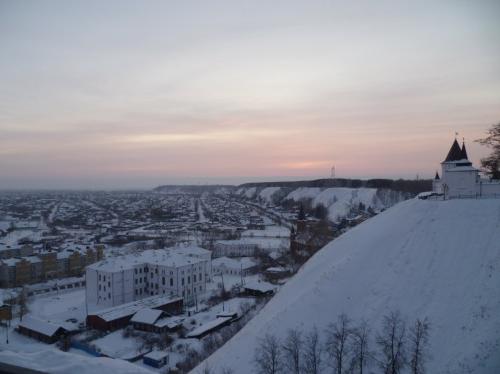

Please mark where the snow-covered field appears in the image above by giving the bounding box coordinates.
[193,198,500,373]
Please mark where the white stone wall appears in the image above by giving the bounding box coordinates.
[443,170,478,197]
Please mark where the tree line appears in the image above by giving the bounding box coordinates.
[253,312,430,374]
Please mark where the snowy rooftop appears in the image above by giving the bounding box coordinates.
[89,295,182,322]
[186,316,232,338]
[243,279,275,293]
[130,308,163,325]
[18,315,65,337]
[87,246,209,272]
[143,350,169,361]
[154,316,185,329]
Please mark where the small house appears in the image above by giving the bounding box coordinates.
[17,316,67,344]
[143,350,169,368]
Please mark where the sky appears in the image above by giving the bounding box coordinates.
[1,0,499,189]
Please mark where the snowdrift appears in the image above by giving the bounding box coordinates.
[193,198,500,373]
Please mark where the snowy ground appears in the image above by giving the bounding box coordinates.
[28,289,88,324]
[193,198,500,374]
[93,330,148,360]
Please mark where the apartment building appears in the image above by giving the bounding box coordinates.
[86,246,211,308]
[0,245,104,288]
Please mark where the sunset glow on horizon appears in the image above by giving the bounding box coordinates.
[1,0,499,189]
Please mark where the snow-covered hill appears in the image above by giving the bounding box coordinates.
[236,186,409,221]
[193,198,500,373]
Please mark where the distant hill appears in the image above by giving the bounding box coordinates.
[193,198,500,373]
[238,178,432,195]
[154,178,431,195]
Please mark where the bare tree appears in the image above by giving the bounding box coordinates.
[409,318,430,374]
[349,320,371,374]
[302,326,323,374]
[282,328,303,374]
[220,367,234,374]
[254,333,283,374]
[475,122,500,179]
[326,313,352,374]
[376,311,407,374]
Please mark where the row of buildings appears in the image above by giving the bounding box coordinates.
[85,245,211,308]
[0,245,104,288]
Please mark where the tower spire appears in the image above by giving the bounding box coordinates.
[460,138,469,160]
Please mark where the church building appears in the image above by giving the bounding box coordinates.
[433,138,500,198]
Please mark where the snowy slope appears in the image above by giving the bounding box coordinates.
[257,187,281,203]
[237,186,408,222]
[193,198,500,373]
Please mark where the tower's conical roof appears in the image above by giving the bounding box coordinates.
[435,171,440,180]
[443,139,462,162]
[460,141,469,160]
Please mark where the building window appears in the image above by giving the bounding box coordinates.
[194,274,197,282]
[98,274,101,281]
[162,277,165,285]
[155,268,158,274]
[135,268,137,274]
[140,268,142,273]
[108,293,111,299]
[170,278,173,287]
[98,285,101,291]
[187,276,190,284]
[150,273,153,279]
[181,278,185,286]
[135,279,138,285]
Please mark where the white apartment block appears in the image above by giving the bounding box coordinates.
[86,246,211,308]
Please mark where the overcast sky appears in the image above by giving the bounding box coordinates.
[1,0,499,189]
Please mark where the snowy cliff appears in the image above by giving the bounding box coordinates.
[235,186,409,222]
[193,198,500,373]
